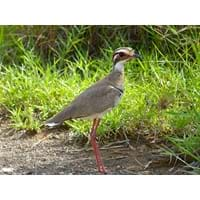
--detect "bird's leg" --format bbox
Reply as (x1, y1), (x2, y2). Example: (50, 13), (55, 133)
(90, 118), (106, 174)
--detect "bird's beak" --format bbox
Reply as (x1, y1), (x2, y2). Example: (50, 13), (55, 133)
(132, 51), (141, 59)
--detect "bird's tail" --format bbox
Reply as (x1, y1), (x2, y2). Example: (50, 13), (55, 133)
(45, 107), (72, 128)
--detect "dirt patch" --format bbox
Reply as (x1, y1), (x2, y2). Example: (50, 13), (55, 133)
(0, 123), (186, 175)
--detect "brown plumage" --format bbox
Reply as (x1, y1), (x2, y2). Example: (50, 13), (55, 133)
(45, 70), (124, 125)
(45, 47), (140, 174)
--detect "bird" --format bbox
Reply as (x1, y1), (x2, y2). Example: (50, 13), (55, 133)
(45, 47), (141, 174)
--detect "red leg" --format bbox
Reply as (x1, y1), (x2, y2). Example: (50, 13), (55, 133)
(90, 119), (106, 174)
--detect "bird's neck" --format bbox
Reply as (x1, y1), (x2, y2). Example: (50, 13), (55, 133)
(113, 61), (124, 73)
(111, 61), (125, 90)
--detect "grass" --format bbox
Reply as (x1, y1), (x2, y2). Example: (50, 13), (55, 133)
(0, 25), (200, 172)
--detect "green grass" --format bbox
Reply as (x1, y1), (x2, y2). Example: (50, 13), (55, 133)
(0, 25), (200, 172)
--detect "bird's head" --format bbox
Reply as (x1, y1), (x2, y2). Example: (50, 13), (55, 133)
(112, 47), (141, 65)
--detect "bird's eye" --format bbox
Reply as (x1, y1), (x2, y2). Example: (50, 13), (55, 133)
(119, 52), (124, 57)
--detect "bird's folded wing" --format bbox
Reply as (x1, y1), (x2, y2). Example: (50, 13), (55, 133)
(45, 84), (121, 125)
(70, 84), (121, 118)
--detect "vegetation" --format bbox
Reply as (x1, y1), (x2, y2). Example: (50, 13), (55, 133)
(0, 25), (200, 172)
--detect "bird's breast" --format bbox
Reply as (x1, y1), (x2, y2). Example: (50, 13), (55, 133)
(108, 85), (124, 106)
(115, 72), (124, 89)
(114, 93), (123, 107)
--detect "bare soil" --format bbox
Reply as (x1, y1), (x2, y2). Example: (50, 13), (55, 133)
(0, 123), (186, 175)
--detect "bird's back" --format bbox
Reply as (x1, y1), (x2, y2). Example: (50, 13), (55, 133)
(45, 70), (124, 126)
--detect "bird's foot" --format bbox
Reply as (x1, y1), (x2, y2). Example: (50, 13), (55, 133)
(98, 165), (107, 174)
